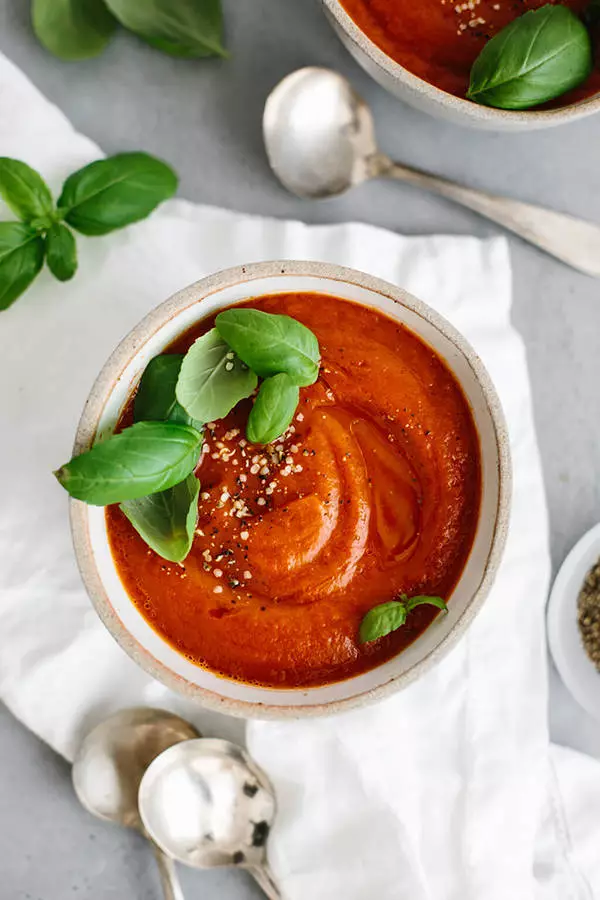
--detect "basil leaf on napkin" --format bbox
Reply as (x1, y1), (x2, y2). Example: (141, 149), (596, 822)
(176, 328), (258, 423)
(120, 473), (200, 562)
(54, 421), (202, 505)
(359, 596), (447, 643)
(58, 152), (178, 235)
(32, 0), (118, 61)
(0, 223), (45, 311)
(247, 373), (299, 445)
(0, 157), (54, 222)
(45, 223), (78, 282)
(104, 0), (226, 58)
(135, 354), (204, 431)
(467, 5), (592, 110)
(216, 308), (320, 387)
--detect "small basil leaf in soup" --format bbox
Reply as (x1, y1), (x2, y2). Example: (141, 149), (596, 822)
(359, 595), (447, 643)
(0, 157), (54, 222)
(0, 223), (45, 311)
(359, 601), (407, 644)
(247, 373), (300, 445)
(45, 223), (78, 282)
(54, 421), (202, 505)
(215, 308), (320, 386)
(176, 328), (258, 423)
(103, 0), (227, 58)
(32, 0), (117, 61)
(120, 473), (200, 563)
(135, 354), (204, 431)
(467, 5), (592, 110)
(57, 152), (178, 236)
(404, 595), (448, 614)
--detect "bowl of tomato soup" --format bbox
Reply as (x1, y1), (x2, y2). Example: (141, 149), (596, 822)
(70, 261), (510, 717)
(321, 0), (600, 129)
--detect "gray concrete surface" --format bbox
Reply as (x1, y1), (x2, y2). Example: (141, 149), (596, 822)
(0, 0), (599, 896)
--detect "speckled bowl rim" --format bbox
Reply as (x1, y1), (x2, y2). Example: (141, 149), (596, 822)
(322, 0), (600, 128)
(70, 260), (511, 719)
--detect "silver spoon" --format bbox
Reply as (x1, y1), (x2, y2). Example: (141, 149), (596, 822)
(263, 67), (600, 278)
(72, 707), (200, 900)
(139, 738), (281, 900)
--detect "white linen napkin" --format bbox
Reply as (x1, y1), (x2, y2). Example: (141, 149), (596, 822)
(0, 51), (599, 899)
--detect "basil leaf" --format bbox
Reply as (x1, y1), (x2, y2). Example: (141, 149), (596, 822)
(467, 5), (592, 110)
(45, 223), (78, 282)
(135, 354), (204, 431)
(58, 152), (178, 236)
(359, 601), (407, 644)
(104, 0), (226, 58)
(247, 373), (299, 445)
(0, 223), (45, 311)
(359, 596), (447, 643)
(176, 328), (258, 423)
(215, 309), (320, 387)
(54, 421), (202, 505)
(404, 595), (448, 614)
(0, 158), (54, 222)
(120, 473), (200, 563)
(32, 0), (117, 61)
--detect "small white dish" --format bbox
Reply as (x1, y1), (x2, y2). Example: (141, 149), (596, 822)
(547, 524), (600, 721)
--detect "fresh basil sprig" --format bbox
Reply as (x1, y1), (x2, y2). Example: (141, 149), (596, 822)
(359, 595), (448, 643)
(215, 308), (321, 387)
(32, 0), (118, 61)
(31, 0), (226, 62)
(467, 5), (593, 110)
(247, 373), (299, 445)
(54, 421), (202, 505)
(120, 473), (200, 563)
(0, 152), (177, 310)
(176, 328), (258, 423)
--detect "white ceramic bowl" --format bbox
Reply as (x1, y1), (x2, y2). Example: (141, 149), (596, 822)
(547, 524), (600, 721)
(321, 0), (600, 131)
(70, 261), (511, 718)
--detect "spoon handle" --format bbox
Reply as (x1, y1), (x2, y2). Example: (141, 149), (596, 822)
(249, 863), (282, 900)
(152, 844), (185, 900)
(379, 156), (600, 278)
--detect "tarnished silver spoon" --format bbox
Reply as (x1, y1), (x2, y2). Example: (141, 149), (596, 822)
(263, 66), (600, 277)
(139, 738), (281, 900)
(72, 707), (200, 900)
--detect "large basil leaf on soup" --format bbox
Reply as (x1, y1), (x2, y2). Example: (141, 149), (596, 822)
(57, 152), (178, 235)
(32, 0), (117, 61)
(176, 328), (258, 423)
(215, 308), (320, 386)
(0, 223), (45, 311)
(0, 157), (54, 222)
(103, 0), (226, 58)
(247, 373), (299, 445)
(359, 596), (448, 643)
(135, 354), (204, 431)
(467, 5), (592, 110)
(120, 473), (200, 562)
(54, 421), (202, 505)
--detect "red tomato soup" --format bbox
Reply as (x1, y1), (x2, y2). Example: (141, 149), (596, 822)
(106, 293), (481, 688)
(340, 0), (600, 103)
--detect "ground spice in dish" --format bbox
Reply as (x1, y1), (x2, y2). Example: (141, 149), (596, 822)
(577, 557), (600, 670)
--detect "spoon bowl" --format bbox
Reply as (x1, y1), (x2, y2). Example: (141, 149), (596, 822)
(263, 66), (377, 198)
(139, 738), (281, 899)
(73, 707), (200, 900)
